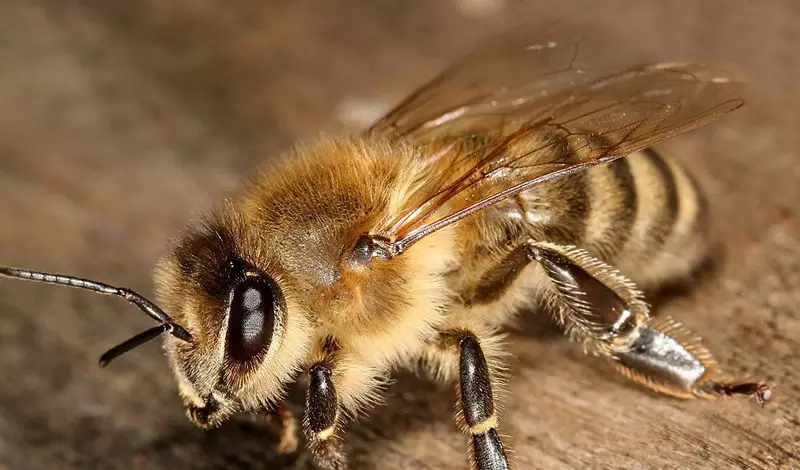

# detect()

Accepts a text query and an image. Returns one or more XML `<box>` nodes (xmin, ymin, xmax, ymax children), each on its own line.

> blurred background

<box><xmin>0</xmin><ymin>1</ymin><xmax>798</xmax><ymax>469</ymax></box>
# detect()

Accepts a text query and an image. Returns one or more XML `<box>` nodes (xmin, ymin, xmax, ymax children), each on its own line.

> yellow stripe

<box><xmin>469</xmin><ymin>414</ymin><xmax>498</xmax><ymax>435</ymax></box>
<box><xmin>317</xmin><ymin>425</ymin><xmax>336</xmax><ymax>441</ymax></box>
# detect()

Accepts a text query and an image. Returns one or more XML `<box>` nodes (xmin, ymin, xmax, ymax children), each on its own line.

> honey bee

<box><xmin>0</xmin><ymin>29</ymin><xmax>772</xmax><ymax>470</ymax></box>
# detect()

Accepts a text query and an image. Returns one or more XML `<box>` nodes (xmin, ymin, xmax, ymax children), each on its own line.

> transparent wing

<box><xmin>369</xmin><ymin>26</ymin><xmax>644</xmax><ymax>140</ymax></box>
<box><xmin>368</xmin><ymin>32</ymin><xmax>744</xmax><ymax>255</ymax></box>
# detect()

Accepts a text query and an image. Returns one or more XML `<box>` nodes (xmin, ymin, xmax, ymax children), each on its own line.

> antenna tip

<box><xmin>171</xmin><ymin>323</ymin><xmax>193</xmax><ymax>343</ymax></box>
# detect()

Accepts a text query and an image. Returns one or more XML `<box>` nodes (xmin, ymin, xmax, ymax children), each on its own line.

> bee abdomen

<box><xmin>522</xmin><ymin>149</ymin><xmax>709</xmax><ymax>290</ymax></box>
<box><xmin>588</xmin><ymin>149</ymin><xmax>709</xmax><ymax>288</ymax></box>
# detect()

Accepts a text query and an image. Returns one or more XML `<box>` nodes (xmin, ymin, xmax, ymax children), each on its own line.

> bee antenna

<box><xmin>0</xmin><ymin>266</ymin><xmax>192</xmax><ymax>364</ymax></box>
<box><xmin>99</xmin><ymin>323</ymin><xmax>177</xmax><ymax>367</ymax></box>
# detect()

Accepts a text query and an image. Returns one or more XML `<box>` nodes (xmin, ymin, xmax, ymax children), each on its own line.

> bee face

<box><xmin>154</xmin><ymin>214</ymin><xmax>312</xmax><ymax>428</ymax></box>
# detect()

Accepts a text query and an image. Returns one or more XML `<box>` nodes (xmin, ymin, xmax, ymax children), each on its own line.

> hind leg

<box><xmin>525</xmin><ymin>241</ymin><xmax>770</xmax><ymax>404</ymax></box>
<box><xmin>465</xmin><ymin>239</ymin><xmax>770</xmax><ymax>404</ymax></box>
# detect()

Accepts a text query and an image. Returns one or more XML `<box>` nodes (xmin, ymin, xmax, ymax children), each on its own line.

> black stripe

<box><xmin>643</xmin><ymin>149</ymin><xmax>678</xmax><ymax>249</ymax></box>
<box><xmin>685</xmin><ymin>170</ymin><xmax>710</xmax><ymax>240</ymax></box>
<box><xmin>538</xmin><ymin>169</ymin><xmax>590</xmax><ymax>246</ymax></box>
<box><xmin>605</xmin><ymin>157</ymin><xmax>638</xmax><ymax>259</ymax></box>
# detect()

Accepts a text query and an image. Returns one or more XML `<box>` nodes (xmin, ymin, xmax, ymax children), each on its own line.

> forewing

<box><xmin>369</xmin><ymin>27</ymin><xmax>604</xmax><ymax>138</ymax></box>
<box><xmin>373</xmin><ymin>61</ymin><xmax>744</xmax><ymax>254</ymax></box>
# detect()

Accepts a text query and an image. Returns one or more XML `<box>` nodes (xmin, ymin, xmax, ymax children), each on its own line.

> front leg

<box><xmin>183</xmin><ymin>390</ymin><xmax>238</xmax><ymax>430</ymax></box>
<box><xmin>526</xmin><ymin>241</ymin><xmax>771</xmax><ymax>404</ymax></box>
<box><xmin>304</xmin><ymin>361</ymin><xmax>347</xmax><ymax>470</ymax></box>
<box><xmin>442</xmin><ymin>330</ymin><xmax>510</xmax><ymax>470</ymax></box>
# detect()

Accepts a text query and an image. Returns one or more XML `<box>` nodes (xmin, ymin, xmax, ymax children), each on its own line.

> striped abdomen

<box><xmin>519</xmin><ymin>148</ymin><xmax>709</xmax><ymax>291</ymax></box>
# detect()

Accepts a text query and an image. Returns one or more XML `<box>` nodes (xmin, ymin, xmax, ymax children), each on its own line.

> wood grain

<box><xmin>0</xmin><ymin>1</ymin><xmax>797</xmax><ymax>469</ymax></box>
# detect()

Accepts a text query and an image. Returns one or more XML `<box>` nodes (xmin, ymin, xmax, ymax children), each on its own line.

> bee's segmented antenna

<box><xmin>98</xmin><ymin>323</ymin><xmax>177</xmax><ymax>367</ymax></box>
<box><xmin>0</xmin><ymin>266</ymin><xmax>192</xmax><ymax>365</ymax></box>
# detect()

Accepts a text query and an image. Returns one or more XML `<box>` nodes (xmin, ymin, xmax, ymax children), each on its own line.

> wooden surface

<box><xmin>0</xmin><ymin>1</ymin><xmax>798</xmax><ymax>469</ymax></box>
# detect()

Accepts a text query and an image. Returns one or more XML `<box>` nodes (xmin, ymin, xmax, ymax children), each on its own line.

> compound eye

<box><xmin>226</xmin><ymin>275</ymin><xmax>279</xmax><ymax>364</ymax></box>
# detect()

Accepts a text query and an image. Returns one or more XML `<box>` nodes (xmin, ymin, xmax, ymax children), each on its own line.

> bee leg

<box><xmin>304</xmin><ymin>363</ymin><xmax>347</xmax><ymax>470</ymax></box>
<box><xmin>526</xmin><ymin>241</ymin><xmax>771</xmax><ymax>405</ymax></box>
<box><xmin>441</xmin><ymin>331</ymin><xmax>510</xmax><ymax>470</ymax></box>
<box><xmin>183</xmin><ymin>392</ymin><xmax>235</xmax><ymax>430</ymax></box>
<box><xmin>254</xmin><ymin>403</ymin><xmax>299</xmax><ymax>454</ymax></box>
<box><xmin>274</xmin><ymin>403</ymin><xmax>300</xmax><ymax>454</ymax></box>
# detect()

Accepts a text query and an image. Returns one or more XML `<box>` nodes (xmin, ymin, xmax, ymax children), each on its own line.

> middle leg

<box><xmin>438</xmin><ymin>330</ymin><xmax>511</xmax><ymax>470</ymax></box>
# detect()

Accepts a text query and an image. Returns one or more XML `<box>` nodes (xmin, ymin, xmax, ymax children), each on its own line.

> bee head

<box><xmin>154</xmin><ymin>210</ymin><xmax>311</xmax><ymax>429</ymax></box>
